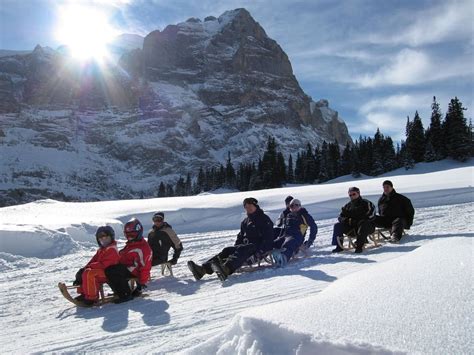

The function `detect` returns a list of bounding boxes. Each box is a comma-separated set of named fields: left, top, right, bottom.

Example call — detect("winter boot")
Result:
left=113, top=293, right=133, bottom=304
left=271, top=250, right=288, bottom=267
left=74, top=294, right=85, bottom=302
left=332, top=245, right=344, bottom=253
left=389, top=236, right=401, bottom=244
left=210, top=260, right=230, bottom=282
left=354, top=246, right=363, bottom=253
left=187, top=260, right=205, bottom=281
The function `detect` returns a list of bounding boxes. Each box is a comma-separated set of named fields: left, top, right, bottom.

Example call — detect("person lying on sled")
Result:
left=72, top=226, right=120, bottom=306
left=187, top=197, right=274, bottom=281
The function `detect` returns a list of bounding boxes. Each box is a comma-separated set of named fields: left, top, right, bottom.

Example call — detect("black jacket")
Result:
left=275, top=207, right=290, bottom=227
left=378, top=190, right=415, bottom=227
left=338, top=197, right=376, bottom=227
left=147, top=222, right=183, bottom=266
left=235, top=207, right=274, bottom=253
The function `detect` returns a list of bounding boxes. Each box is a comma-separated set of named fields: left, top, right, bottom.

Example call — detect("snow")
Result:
left=0, top=160, right=472, bottom=353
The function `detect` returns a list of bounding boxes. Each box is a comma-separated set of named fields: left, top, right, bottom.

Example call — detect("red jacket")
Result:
left=119, top=239, right=152, bottom=285
left=85, top=241, right=120, bottom=270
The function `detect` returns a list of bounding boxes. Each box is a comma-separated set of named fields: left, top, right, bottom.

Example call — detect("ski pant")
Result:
left=374, top=216, right=408, bottom=240
left=202, top=244, right=258, bottom=275
left=105, top=264, right=134, bottom=299
left=273, top=234, right=304, bottom=260
left=332, top=221, right=375, bottom=247
left=77, top=268, right=108, bottom=301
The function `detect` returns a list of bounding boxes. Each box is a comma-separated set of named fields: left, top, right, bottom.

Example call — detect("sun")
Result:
left=55, top=5, right=118, bottom=61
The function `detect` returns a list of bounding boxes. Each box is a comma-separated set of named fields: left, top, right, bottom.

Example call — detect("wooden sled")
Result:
left=58, top=277, right=139, bottom=307
left=337, top=228, right=408, bottom=251
left=160, top=262, right=174, bottom=277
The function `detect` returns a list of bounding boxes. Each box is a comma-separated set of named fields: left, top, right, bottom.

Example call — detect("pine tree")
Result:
left=426, top=96, right=444, bottom=159
left=443, top=97, right=470, bottom=161
left=287, top=154, right=294, bottom=183
left=157, top=182, right=166, bottom=197
left=225, top=152, right=236, bottom=188
left=406, top=111, right=426, bottom=163
left=175, top=176, right=186, bottom=196
left=276, top=152, right=286, bottom=185
left=340, top=142, right=352, bottom=176
left=185, top=173, right=192, bottom=196
left=166, top=183, right=174, bottom=197
left=318, top=141, right=329, bottom=182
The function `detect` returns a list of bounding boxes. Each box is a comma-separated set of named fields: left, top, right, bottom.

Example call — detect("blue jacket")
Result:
left=235, top=207, right=274, bottom=253
left=281, top=208, right=318, bottom=245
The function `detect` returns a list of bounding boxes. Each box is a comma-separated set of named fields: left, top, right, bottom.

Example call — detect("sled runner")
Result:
left=160, top=262, right=174, bottom=277
left=337, top=228, right=407, bottom=251
left=58, top=277, right=142, bottom=307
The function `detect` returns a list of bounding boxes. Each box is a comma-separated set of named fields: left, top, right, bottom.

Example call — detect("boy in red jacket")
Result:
left=105, top=218, right=152, bottom=304
left=73, top=226, right=120, bottom=306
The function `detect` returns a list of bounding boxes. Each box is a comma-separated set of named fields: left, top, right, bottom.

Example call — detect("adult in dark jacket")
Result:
left=187, top=197, right=274, bottom=281
left=332, top=187, right=376, bottom=253
left=147, top=212, right=183, bottom=266
left=272, top=198, right=318, bottom=267
left=273, top=195, right=293, bottom=238
left=374, top=180, right=415, bottom=243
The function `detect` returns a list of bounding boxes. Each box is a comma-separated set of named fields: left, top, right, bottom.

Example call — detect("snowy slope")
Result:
left=0, top=160, right=472, bottom=354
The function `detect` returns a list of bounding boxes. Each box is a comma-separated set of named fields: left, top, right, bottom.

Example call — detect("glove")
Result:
left=168, top=258, right=177, bottom=265
left=302, top=241, right=312, bottom=249
left=132, top=283, right=147, bottom=297
left=73, top=267, right=85, bottom=286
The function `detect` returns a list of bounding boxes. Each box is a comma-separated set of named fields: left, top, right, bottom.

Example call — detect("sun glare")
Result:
left=55, top=5, right=118, bottom=61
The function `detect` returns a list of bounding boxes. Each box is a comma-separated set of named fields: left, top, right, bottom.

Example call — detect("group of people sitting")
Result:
left=187, top=180, right=414, bottom=281
left=72, top=212, right=183, bottom=306
left=71, top=179, right=414, bottom=305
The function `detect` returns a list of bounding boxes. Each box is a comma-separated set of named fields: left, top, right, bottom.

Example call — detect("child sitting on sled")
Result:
left=72, top=226, right=120, bottom=306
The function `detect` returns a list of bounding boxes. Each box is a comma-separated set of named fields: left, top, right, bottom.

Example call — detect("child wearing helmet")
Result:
left=105, top=218, right=152, bottom=304
left=73, top=225, right=120, bottom=306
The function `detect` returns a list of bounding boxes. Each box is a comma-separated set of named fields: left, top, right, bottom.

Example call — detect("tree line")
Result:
left=156, top=96, right=472, bottom=197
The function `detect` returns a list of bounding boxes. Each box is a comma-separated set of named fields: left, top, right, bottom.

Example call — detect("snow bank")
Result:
left=190, top=237, right=473, bottom=354
left=184, top=316, right=401, bottom=355
left=0, top=224, right=80, bottom=258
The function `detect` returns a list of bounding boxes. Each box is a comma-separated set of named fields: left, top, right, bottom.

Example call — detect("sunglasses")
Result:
left=153, top=217, right=164, bottom=222
left=97, top=233, right=110, bottom=239
left=349, top=193, right=358, bottom=197
left=290, top=203, right=301, bottom=207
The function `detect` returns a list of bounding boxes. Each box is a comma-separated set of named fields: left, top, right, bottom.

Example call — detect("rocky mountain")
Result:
left=0, top=8, right=352, bottom=206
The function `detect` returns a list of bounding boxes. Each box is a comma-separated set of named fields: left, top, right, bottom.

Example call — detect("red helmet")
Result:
left=123, top=218, right=143, bottom=241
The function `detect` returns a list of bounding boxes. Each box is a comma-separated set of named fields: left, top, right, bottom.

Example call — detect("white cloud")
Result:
left=347, top=48, right=474, bottom=88
left=362, top=0, right=473, bottom=47
left=359, top=94, right=427, bottom=115
left=357, top=49, right=432, bottom=87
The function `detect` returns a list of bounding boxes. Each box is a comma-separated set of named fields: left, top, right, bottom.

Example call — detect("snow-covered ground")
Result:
left=0, top=160, right=472, bottom=354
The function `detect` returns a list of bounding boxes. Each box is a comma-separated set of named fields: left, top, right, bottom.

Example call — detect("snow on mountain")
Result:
left=0, top=160, right=472, bottom=353
left=0, top=8, right=351, bottom=206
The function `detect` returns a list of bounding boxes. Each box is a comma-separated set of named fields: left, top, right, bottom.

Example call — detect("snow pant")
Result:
left=374, top=216, right=408, bottom=240
left=332, top=221, right=375, bottom=247
left=105, top=264, right=134, bottom=299
left=273, top=234, right=304, bottom=260
left=202, top=244, right=258, bottom=275
left=77, top=268, right=108, bottom=301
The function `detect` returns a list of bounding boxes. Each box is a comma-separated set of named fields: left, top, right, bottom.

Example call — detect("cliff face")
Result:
left=0, top=8, right=351, bottom=205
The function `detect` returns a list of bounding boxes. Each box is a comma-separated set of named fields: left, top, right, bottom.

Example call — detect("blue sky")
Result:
left=0, top=0, right=472, bottom=141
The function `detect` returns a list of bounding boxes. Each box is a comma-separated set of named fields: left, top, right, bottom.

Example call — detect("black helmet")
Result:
left=285, top=195, right=294, bottom=205
left=243, top=197, right=258, bottom=207
left=95, top=225, right=115, bottom=246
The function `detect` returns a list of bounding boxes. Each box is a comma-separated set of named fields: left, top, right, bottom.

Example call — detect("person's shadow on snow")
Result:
left=157, top=276, right=204, bottom=296
left=74, top=298, right=170, bottom=332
